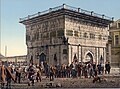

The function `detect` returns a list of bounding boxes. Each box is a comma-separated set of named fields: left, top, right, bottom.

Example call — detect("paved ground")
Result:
left=2, top=74, right=120, bottom=89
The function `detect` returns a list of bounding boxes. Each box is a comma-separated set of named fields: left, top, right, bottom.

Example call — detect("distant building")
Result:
left=0, top=53, right=4, bottom=59
left=1, top=55, right=27, bottom=65
left=109, top=19, right=120, bottom=73
left=20, top=4, right=113, bottom=65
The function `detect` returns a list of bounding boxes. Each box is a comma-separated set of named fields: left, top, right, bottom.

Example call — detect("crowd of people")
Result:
left=0, top=60, right=111, bottom=88
left=42, top=61, right=111, bottom=80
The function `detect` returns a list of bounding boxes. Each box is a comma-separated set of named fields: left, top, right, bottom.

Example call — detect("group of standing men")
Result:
left=42, top=61, right=111, bottom=80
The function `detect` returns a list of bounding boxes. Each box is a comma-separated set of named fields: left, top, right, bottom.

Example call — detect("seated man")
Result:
left=93, top=76, right=101, bottom=83
left=93, top=69, right=101, bottom=83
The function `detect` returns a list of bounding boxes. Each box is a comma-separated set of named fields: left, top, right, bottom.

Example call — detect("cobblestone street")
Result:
left=8, top=74, right=120, bottom=89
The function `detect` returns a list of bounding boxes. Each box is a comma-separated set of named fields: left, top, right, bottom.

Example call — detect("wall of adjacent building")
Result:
left=109, top=19, right=120, bottom=74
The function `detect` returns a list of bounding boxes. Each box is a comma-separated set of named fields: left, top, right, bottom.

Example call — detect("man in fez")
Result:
left=6, top=64, right=16, bottom=89
left=0, top=60, right=15, bottom=89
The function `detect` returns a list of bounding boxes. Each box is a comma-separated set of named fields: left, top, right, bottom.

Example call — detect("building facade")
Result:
left=20, top=4, right=113, bottom=65
left=109, top=19, right=120, bottom=69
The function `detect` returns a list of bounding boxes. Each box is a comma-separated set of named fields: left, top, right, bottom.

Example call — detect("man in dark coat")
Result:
left=27, top=63, right=36, bottom=86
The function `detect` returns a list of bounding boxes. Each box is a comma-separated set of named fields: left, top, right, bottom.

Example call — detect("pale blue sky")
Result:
left=1, top=0, right=120, bottom=56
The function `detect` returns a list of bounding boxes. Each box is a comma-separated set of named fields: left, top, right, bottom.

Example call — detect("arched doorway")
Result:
left=84, top=52, right=93, bottom=64
left=39, top=53, right=46, bottom=63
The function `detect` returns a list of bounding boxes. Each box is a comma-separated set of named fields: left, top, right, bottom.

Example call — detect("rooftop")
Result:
left=20, top=4, right=113, bottom=27
left=20, top=4, right=114, bottom=22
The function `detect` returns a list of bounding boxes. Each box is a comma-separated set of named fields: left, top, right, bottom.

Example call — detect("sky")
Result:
left=1, top=0, right=120, bottom=57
